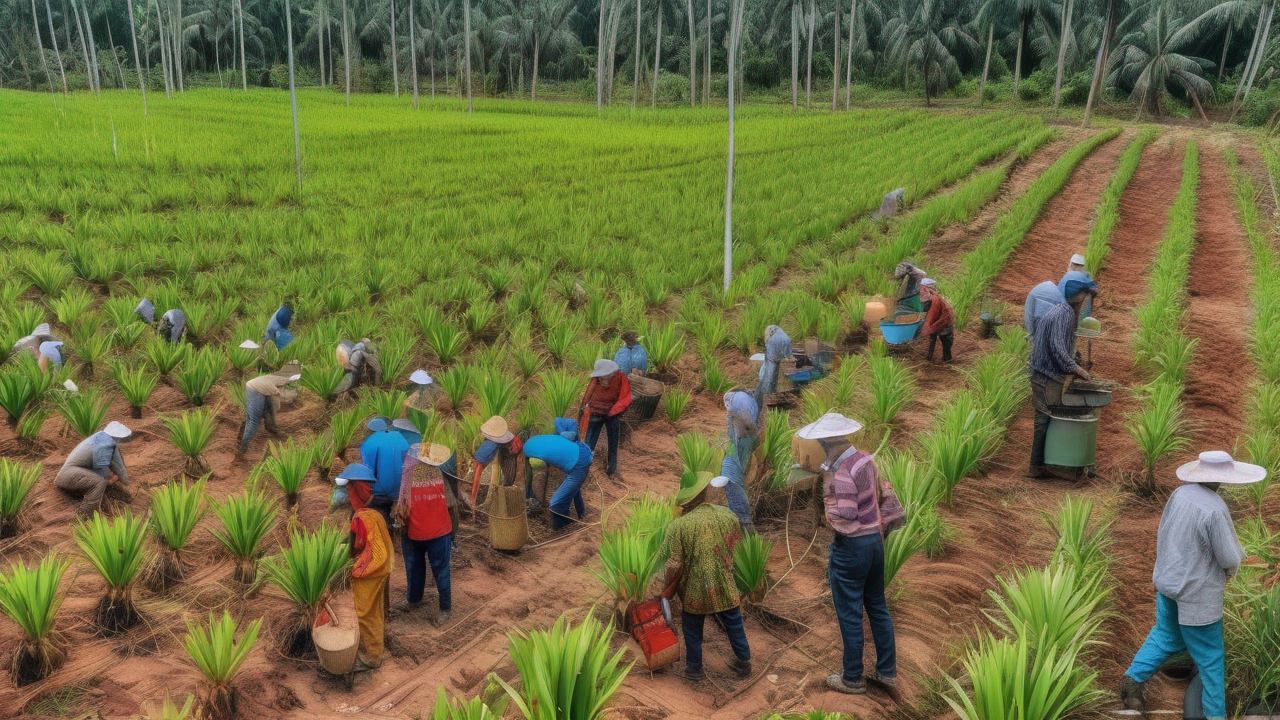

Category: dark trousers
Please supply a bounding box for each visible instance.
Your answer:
[402,533,452,610]
[682,607,750,671]
[585,413,620,475]
[828,533,896,683]
[926,329,953,361]
[1029,371,1064,469]
[367,495,396,535]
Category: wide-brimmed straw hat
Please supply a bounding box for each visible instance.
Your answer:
[481,416,514,443]
[590,359,620,378]
[796,413,863,440]
[104,421,132,439]
[674,471,721,507]
[418,443,453,466]
[1176,451,1267,485]
[238,339,261,350]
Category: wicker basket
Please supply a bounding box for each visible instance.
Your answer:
[312,595,359,675]
[627,375,665,421]
[488,485,529,551]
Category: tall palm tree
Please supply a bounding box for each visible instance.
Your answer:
[1009,0,1052,100]
[884,0,977,106]
[124,0,147,110]
[971,0,1011,107]
[1108,2,1213,119]
[43,0,67,92]
[29,0,55,92]
[1083,0,1118,125]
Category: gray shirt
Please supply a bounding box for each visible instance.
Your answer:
[1152,484,1245,626]
[62,432,129,485]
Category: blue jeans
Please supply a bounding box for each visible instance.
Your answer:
[402,533,452,611]
[548,465,588,530]
[682,607,750,671]
[1125,593,1225,719]
[585,414,620,475]
[725,478,752,528]
[828,533,896,683]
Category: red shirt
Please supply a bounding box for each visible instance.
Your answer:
[584,372,632,417]
[403,464,452,541]
[349,481,372,512]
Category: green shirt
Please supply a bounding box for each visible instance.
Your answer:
[664,504,742,615]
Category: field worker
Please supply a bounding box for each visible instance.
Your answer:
[719,454,754,533]
[330,463,376,514]
[1120,451,1261,717]
[11,323,59,362]
[1023,281,1065,337]
[1059,265,1095,320]
[264,303,294,350]
[919,278,955,363]
[336,339,382,394]
[805,413,905,695]
[359,417,410,528]
[1027,276,1097,478]
[754,325,792,409]
[37,340,64,372]
[660,472,751,682]
[396,443,454,625]
[1067,252,1087,273]
[524,419,593,531]
[392,418,421,446]
[349,505,394,669]
[613,331,649,375]
[54,421,133,515]
[135,299,187,343]
[893,262,927,315]
[580,359,631,478]
[237,373,299,458]
[469,416,526,507]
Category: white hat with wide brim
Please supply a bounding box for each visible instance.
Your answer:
[104,421,132,439]
[410,369,434,385]
[1070,254,1087,266]
[590,359,620,378]
[1176,451,1267,485]
[796,413,863,440]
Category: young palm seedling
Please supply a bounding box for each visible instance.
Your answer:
[645,322,686,376]
[702,359,732,396]
[74,509,148,633]
[1125,380,1190,497]
[538,368,584,420]
[985,564,1110,655]
[429,686,508,720]
[144,336,189,377]
[162,408,220,476]
[54,386,114,438]
[0,554,71,685]
[300,363,345,404]
[362,388,409,424]
[476,372,519,420]
[733,534,773,603]
[176,346,226,406]
[594,525,667,613]
[0,355,52,427]
[426,323,469,365]
[209,489,278,585]
[494,613,632,720]
[864,354,915,433]
[311,430,339,483]
[111,361,159,418]
[147,477,209,589]
[675,432,721,475]
[329,408,363,460]
[945,629,1105,720]
[181,611,261,720]
[259,524,349,656]
[438,365,475,416]
[663,388,691,423]
[73,333,115,378]
[0,459,40,539]
[264,438,313,508]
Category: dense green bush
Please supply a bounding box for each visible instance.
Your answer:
[744,54,781,88]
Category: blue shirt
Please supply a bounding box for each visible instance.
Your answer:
[264,306,294,349]
[1024,281,1064,336]
[1059,271,1095,318]
[360,430,410,499]
[725,391,759,442]
[474,439,502,464]
[613,344,649,375]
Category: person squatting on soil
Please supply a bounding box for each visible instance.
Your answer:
[800,413,904,695]
[349,507,394,670]
[395,443,455,626]
[10,323,62,369]
[360,417,411,530]
[336,339,382,395]
[135,298,187,344]
[264,303,295,350]
[753,325,792,409]
[919,278,955,363]
[523,418,593,531]
[1120,451,1263,719]
[722,390,761,532]
[237,374,299,458]
[1026,275,1097,479]
[661,471,752,682]
[55,421,133,516]
[580,359,631,478]
[469,415,528,508]
[613,330,649,375]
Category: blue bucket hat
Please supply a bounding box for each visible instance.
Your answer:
[367,417,390,432]
[335,463,375,485]
[554,417,578,441]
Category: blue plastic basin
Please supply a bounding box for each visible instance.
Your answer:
[880,320,923,344]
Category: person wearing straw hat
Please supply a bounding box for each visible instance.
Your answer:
[395,443,455,625]
[660,471,751,682]
[54,421,134,516]
[524,419,593,531]
[360,417,411,529]
[263,302,295,350]
[1120,451,1261,718]
[613,331,649,376]
[797,413,904,695]
[580,359,631,479]
[754,325,793,409]
[330,463,377,514]
[1026,277,1097,479]
[919,277,955,363]
[236,373,300,459]
[469,416,527,508]
[10,323,59,363]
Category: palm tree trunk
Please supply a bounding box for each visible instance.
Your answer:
[69,0,92,90]
[390,0,400,96]
[830,0,839,110]
[723,0,743,291]
[843,0,855,109]
[651,9,661,106]
[1218,26,1231,82]
[81,1,101,90]
[284,0,303,193]
[1052,0,1074,116]
[979,22,993,107]
[607,2,622,101]
[1013,14,1024,101]
[923,47,930,106]
[1236,0,1275,115]
[632,0,642,108]
[703,0,710,102]
[682,0,694,104]
[1082,0,1114,127]
[174,0,184,91]
[597,0,607,112]
[329,20,336,86]
[1232,2,1267,110]
[464,0,472,114]
[44,0,67,93]
[30,0,55,93]
[409,0,419,106]
[106,19,127,89]
[430,29,436,98]
[790,5,798,111]
[341,0,351,102]
[804,0,813,108]
[125,0,146,110]
[154,0,172,96]
[238,0,247,90]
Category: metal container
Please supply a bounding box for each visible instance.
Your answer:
[1045,412,1099,468]
[1060,382,1113,408]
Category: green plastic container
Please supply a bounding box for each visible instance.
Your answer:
[1045,413,1099,468]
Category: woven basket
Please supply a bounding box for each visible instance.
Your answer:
[312,595,359,675]
[628,375,665,421]
[488,485,529,551]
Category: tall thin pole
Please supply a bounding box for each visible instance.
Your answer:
[125,0,146,112]
[464,0,472,114]
[390,0,400,95]
[409,0,419,107]
[723,0,743,292]
[285,0,303,194]
[237,0,247,89]
[632,0,642,108]
[31,0,55,94]
[44,0,68,93]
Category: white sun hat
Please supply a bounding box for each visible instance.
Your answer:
[749,353,766,363]
[1070,253,1087,266]
[796,413,864,440]
[1176,451,1267,485]
[921,277,937,287]
[590,359,620,378]
[709,475,730,489]
[238,339,261,349]
[104,421,132,439]
[410,369,434,385]
[63,379,79,393]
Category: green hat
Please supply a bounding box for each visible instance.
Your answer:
[674,470,718,507]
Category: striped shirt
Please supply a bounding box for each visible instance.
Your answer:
[1028,302,1079,381]
[823,449,904,538]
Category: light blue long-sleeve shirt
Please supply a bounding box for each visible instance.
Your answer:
[1152,484,1246,626]
[613,344,649,375]
[360,430,410,500]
